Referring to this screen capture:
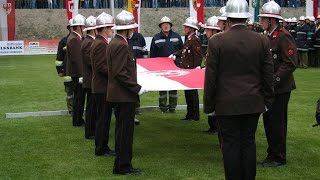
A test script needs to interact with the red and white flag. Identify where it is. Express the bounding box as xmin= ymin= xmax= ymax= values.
xmin=0 ymin=0 xmax=15 ymax=41
xmin=66 ymin=0 xmax=79 ymax=20
xmin=128 ymin=0 xmax=141 ymax=32
xmin=137 ymin=58 xmax=204 ymax=91
xmin=189 ymin=0 xmax=204 ymax=24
